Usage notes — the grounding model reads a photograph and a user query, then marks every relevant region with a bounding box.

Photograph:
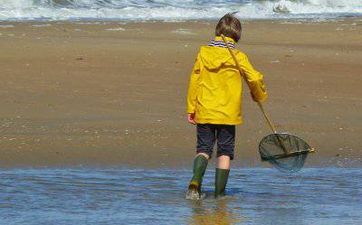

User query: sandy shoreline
[0,19,361,168]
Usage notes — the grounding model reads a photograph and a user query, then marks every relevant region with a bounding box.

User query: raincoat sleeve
[186,53,201,113]
[238,53,267,102]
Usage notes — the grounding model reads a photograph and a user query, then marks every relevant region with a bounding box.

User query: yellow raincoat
[187,36,267,125]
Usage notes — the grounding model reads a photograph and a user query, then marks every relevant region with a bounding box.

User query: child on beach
[186,13,268,199]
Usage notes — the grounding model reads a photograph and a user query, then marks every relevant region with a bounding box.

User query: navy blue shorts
[196,124,235,160]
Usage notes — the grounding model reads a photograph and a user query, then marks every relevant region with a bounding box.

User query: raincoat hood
[199,36,236,70]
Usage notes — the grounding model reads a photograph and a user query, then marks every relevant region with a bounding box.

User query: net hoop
[258,133,312,173]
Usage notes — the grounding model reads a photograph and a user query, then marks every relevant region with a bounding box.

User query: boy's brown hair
[215,13,242,42]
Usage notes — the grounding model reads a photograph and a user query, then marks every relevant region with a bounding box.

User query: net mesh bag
[259,133,311,173]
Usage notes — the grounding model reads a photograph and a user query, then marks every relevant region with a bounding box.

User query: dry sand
[0,19,361,168]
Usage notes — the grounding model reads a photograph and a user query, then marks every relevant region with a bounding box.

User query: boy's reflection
[189,197,244,225]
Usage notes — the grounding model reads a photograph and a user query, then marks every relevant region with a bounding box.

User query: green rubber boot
[186,155,208,200]
[215,168,230,198]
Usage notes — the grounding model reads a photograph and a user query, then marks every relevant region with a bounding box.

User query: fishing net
[259,133,313,173]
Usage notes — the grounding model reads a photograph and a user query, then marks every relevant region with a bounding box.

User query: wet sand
[0,19,361,168]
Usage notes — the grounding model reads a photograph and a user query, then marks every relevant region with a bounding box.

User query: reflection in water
[189,196,244,225]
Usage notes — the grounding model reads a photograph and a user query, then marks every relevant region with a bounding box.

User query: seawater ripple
[0,0,361,21]
[0,168,361,225]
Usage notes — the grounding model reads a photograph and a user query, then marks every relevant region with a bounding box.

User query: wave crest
[0,0,361,20]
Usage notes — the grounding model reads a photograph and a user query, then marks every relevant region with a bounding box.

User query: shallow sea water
[1,168,361,225]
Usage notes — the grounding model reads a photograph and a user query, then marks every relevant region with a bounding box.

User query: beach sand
[0,19,361,168]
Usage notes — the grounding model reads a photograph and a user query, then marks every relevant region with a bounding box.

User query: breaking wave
[0,0,361,21]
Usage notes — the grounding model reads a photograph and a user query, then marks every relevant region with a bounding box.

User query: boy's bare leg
[215,155,230,197]
[197,153,210,160]
[217,155,230,169]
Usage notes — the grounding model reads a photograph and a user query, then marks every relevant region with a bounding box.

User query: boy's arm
[238,53,267,102]
[187,53,201,115]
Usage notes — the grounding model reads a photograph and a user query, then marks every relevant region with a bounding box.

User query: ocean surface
[0,0,361,21]
[1,168,361,225]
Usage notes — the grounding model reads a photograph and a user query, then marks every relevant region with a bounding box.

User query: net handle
[221,35,277,134]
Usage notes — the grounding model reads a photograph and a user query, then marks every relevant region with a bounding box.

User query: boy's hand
[187,113,196,125]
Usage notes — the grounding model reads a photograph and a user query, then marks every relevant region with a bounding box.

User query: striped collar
[208,40,235,49]
[208,36,236,49]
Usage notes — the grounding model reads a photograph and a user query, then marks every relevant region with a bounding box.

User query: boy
[186,13,267,199]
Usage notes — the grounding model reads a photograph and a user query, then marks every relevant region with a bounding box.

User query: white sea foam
[0,0,361,21]
[32,24,51,27]
[105,27,125,31]
[0,24,14,28]
[171,28,196,35]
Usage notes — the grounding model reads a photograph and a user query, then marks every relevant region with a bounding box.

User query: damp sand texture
[0,20,361,167]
